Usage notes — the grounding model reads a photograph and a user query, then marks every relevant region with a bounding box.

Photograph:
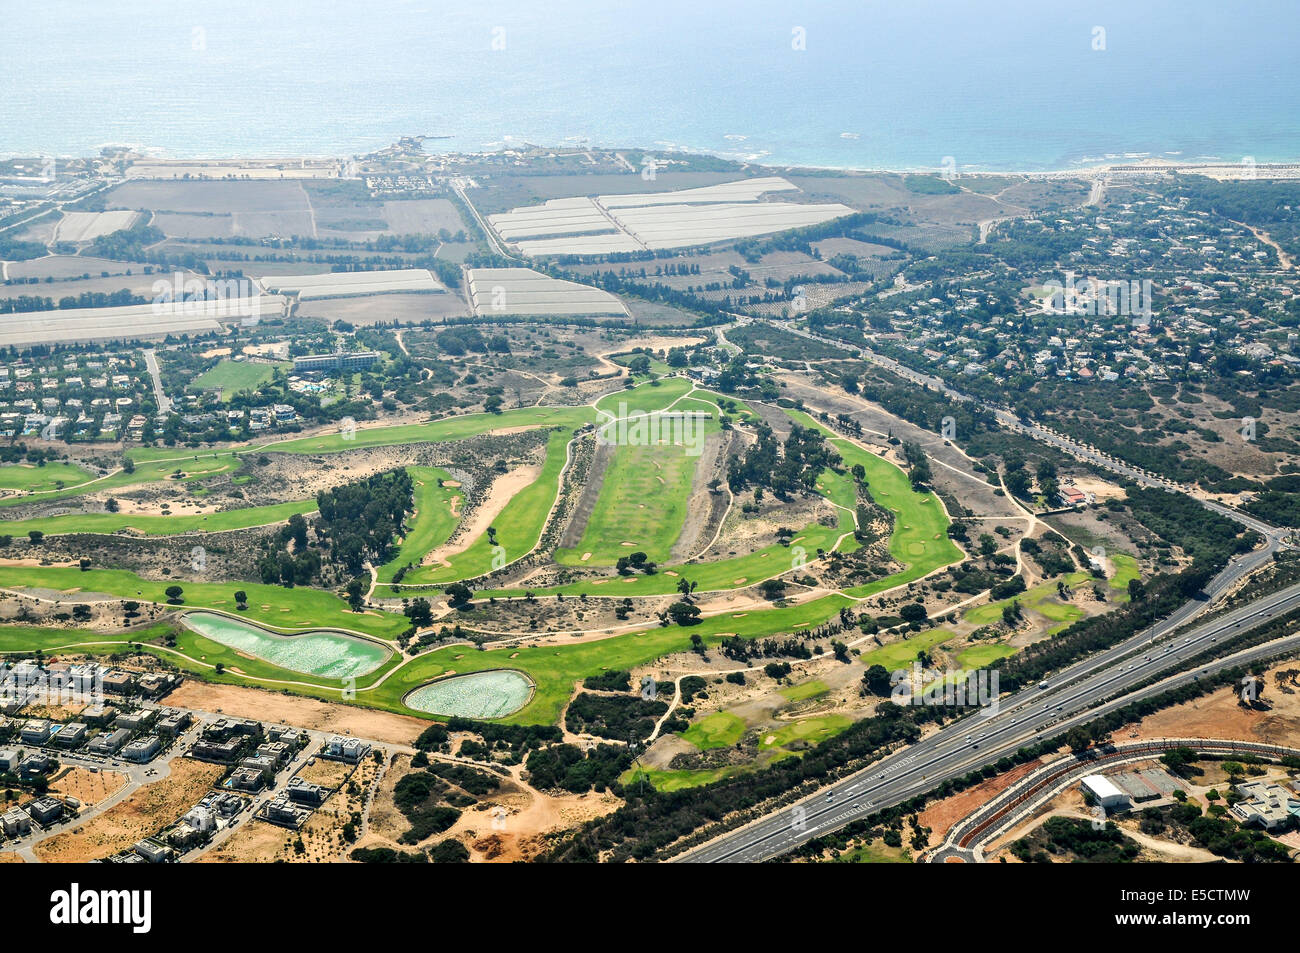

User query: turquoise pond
[181,611,390,680]
[404,671,534,719]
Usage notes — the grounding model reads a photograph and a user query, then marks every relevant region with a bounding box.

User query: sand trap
[580,552,592,561]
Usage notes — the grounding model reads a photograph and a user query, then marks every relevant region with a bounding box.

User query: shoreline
[8,141,1300,181]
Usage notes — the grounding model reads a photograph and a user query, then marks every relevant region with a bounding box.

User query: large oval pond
[181,611,391,680]
[404,670,534,719]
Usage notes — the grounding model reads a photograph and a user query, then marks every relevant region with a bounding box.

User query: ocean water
[2,0,1298,172]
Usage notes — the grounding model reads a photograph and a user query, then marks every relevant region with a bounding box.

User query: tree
[105,497,119,513]
[27,530,43,544]
[900,602,928,623]
[862,664,893,696]
[234,590,248,609]
[444,583,473,608]
[665,601,701,626]
[345,578,365,611]
[1128,578,1146,602]
[405,597,434,627]
[164,585,184,605]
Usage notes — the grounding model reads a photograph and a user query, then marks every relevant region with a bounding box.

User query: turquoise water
[3,0,1297,171]
[182,610,390,679]
[405,670,534,718]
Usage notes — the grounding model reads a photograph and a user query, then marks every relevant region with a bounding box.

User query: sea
[2,0,1298,173]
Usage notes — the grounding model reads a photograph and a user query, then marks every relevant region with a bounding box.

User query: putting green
[681,711,747,749]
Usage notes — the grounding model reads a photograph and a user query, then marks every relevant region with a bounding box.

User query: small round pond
[404,670,534,719]
[181,611,391,680]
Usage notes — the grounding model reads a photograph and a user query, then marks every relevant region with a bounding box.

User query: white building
[1081,774,1130,810]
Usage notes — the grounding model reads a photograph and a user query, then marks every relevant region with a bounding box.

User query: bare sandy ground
[166,680,428,745]
[1131,662,1300,746]
[35,759,224,862]
[49,766,129,806]
[426,461,542,565]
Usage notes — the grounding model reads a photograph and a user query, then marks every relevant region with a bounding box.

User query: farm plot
[466,267,627,316]
[52,210,140,242]
[258,268,446,298]
[0,298,282,349]
[488,176,852,257]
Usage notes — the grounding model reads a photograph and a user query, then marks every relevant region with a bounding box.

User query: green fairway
[389,428,572,588]
[374,467,462,585]
[0,461,96,492]
[191,359,286,397]
[1108,553,1140,601]
[760,714,852,749]
[0,499,315,537]
[964,572,1091,632]
[0,452,245,509]
[858,628,957,670]
[594,376,693,416]
[779,679,829,701]
[782,410,962,597]
[955,643,1015,668]
[259,406,593,456]
[681,711,747,749]
[0,565,407,640]
[558,442,698,566]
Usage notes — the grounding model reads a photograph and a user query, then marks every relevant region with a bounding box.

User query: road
[678,575,1300,862]
[142,348,172,416]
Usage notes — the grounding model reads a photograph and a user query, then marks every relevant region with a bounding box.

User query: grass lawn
[681,711,747,749]
[955,642,1015,669]
[858,628,957,670]
[0,565,407,640]
[0,461,96,492]
[779,679,829,701]
[191,359,285,397]
[760,714,852,750]
[374,467,461,586]
[0,499,315,537]
[834,840,913,863]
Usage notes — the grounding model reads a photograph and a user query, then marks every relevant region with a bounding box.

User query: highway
[678,575,1300,863]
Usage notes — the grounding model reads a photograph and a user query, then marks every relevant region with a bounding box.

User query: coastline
[10,139,1300,181]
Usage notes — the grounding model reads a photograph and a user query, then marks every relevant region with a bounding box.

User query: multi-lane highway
[678,573,1300,863]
